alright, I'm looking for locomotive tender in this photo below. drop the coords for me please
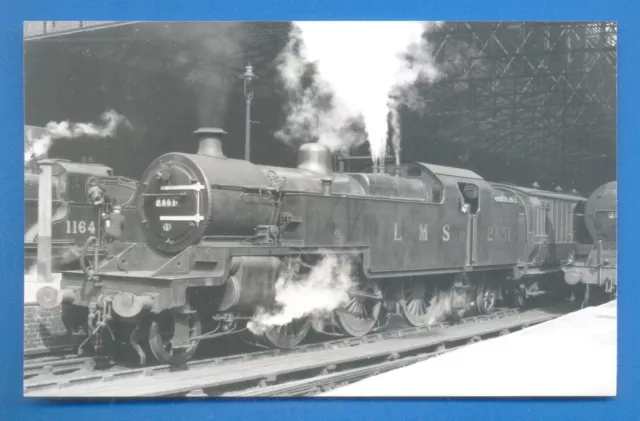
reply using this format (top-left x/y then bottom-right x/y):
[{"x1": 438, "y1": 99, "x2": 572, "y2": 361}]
[
  {"x1": 25, "y1": 159, "x2": 144, "y2": 271},
  {"x1": 36, "y1": 128, "x2": 598, "y2": 365}
]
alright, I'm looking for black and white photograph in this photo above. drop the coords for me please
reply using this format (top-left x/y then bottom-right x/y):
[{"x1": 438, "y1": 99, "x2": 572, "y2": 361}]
[{"x1": 23, "y1": 21, "x2": 617, "y2": 398}]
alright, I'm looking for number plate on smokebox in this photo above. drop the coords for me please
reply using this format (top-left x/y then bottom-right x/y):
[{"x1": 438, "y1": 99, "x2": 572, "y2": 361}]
[{"x1": 155, "y1": 197, "x2": 180, "y2": 208}]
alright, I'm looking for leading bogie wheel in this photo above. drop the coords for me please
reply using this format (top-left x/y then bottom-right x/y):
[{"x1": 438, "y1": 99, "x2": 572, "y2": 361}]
[{"x1": 148, "y1": 311, "x2": 202, "y2": 365}]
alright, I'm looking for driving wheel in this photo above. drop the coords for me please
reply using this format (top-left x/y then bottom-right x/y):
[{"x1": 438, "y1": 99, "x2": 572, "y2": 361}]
[
  {"x1": 334, "y1": 282, "x2": 382, "y2": 337},
  {"x1": 399, "y1": 278, "x2": 436, "y2": 327},
  {"x1": 263, "y1": 317, "x2": 312, "y2": 349}
]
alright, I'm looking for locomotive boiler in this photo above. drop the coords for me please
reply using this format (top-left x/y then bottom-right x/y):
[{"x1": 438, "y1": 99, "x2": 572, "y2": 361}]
[
  {"x1": 36, "y1": 127, "x2": 594, "y2": 366},
  {"x1": 562, "y1": 181, "x2": 617, "y2": 303}
]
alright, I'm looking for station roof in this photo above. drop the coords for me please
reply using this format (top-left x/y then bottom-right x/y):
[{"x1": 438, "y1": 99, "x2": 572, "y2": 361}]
[
  {"x1": 23, "y1": 21, "x2": 617, "y2": 194},
  {"x1": 24, "y1": 21, "x2": 292, "y2": 95}
]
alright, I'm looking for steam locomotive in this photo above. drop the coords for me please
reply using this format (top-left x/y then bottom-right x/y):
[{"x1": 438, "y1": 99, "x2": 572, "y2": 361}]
[
  {"x1": 562, "y1": 181, "x2": 617, "y2": 300},
  {"x1": 25, "y1": 159, "x2": 144, "y2": 272},
  {"x1": 35, "y1": 128, "x2": 616, "y2": 366}
]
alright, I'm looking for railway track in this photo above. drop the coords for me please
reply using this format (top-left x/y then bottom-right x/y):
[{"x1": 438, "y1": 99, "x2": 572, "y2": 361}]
[
  {"x1": 23, "y1": 308, "x2": 515, "y2": 383},
  {"x1": 24, "y1": 355, "x2": 97, "y2": 380},
  {"x1": 24, "y1": 304, "x2": 573, "y2": 397},
  {"x1": 23, "y1": 307, "x2": 515, "y2": 381},
  {"x1": 225, "y1": 343, "x2": 468, "y2": 397},
  {"x1": 24, "y1": 308, "x2": 518, "y2": 387},
  {"x1": 219, "y1": 308, "x2": 554, "y2": 397}
]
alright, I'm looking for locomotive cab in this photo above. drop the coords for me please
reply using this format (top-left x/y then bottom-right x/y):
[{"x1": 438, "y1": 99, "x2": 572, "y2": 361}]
[{"x1": 25, "y1": 159, "x2": 141, "y2": 271}]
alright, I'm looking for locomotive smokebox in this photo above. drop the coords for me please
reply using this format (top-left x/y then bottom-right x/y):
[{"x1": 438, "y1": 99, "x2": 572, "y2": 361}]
[
  {"x1": 297, "y1": 143, "x2": 333, "y2": 177},
  {"x1": 194, "y1": 127, "x2": 227, "y2": 158}
]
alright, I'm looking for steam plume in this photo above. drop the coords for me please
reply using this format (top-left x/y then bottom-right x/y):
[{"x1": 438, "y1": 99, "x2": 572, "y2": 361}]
[
  {"x1": 276, "y1": 21, "x2": 444, "y2": 164},
  {"x1": 143, "y1": 22, "x2": 248, "y2": 127},
  {"x1": 248, "y1": 254, "x2": 356, "y2": 335},
  {"x1": 24, "y1": 110, "x2": 131, "y2": 165},
  {"x1": 423, "y1": 288, "x2": 467, "y2": 325}
]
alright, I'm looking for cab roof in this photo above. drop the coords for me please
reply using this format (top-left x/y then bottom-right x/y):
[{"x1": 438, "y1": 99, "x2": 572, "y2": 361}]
[
  {"x1": 414, "y1": 163, "x2": 483, "y2": 181},
  {"x1": 36, "y1": 159, "x2": 113, "y2": 176},
  {"x1": 491, "y1": 182, "x2": 586, "y2": 201}
]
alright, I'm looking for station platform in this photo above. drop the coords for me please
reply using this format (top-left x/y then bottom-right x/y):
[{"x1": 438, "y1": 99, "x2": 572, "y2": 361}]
[{"x1": 320, "y1": 301, "x2": 617, "y2": 397}]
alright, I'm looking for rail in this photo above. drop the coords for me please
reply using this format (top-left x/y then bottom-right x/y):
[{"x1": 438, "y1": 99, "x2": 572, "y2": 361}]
[{"x1": 25, "y1": 305, "x2": 571, "y2": 397}]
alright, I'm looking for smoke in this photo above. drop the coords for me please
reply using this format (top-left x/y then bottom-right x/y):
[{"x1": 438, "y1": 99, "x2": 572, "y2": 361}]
[
  {"x1": 425, "y1": 288, "x2": 454, "y2": 325},
  {"x1": 423, "y1": 287, "x2": 469, "y2": 325},
  {"x1": 247, "y1": 254, "x2": 356, "y2": 335},
  {"x1": 388, "y1": 107, "x2": 402, "y2": 166},
  {"x1": 275, "y1": 21, "x2": 445, "y2": 164},
  {"x1": 142, "y1": 22, "x2": 248, "y2": 128},
  {"x1": 24, "y1": 110, "x2": 132, "y2": 165}
]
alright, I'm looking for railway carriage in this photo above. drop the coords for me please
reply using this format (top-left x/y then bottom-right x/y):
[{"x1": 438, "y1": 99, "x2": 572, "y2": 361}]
[
  {"x1": 489, "y1": 184, "x2": 587, "y2": 272},
  {"x1": 34, "y1": 128, "x2": 604, "y2": 366},
  {"x1": 489, "y1": 183, "x2": 587, "y2": 299}
]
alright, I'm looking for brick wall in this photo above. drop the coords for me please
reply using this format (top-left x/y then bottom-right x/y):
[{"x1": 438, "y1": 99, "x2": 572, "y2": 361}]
[{"x1": 24, "y1": 304, "x2": 75, "y2": 354}]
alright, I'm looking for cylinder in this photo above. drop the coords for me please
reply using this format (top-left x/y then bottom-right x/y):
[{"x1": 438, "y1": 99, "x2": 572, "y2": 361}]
[{"x1": 218, "y1": 257, "x2": 281, "y2": 312}]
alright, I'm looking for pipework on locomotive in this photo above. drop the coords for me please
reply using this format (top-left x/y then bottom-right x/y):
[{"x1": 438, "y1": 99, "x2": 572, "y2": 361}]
[{"x1": 35, "y1": 127, "x2": 615, "y2": 366}]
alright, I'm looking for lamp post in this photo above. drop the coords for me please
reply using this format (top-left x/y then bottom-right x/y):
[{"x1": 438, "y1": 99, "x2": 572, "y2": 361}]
[{"x1": 239, "y1": 63, "x2": 257, "y2": 162}]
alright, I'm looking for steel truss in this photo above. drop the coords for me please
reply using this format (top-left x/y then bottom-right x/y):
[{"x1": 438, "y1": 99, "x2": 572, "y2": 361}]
[
  {"x1": 25, "y1": 22, "x2": 617, "y2": 189},
  {"x1": 409, "y1": 22, "x2": 616, "y2": 189}
]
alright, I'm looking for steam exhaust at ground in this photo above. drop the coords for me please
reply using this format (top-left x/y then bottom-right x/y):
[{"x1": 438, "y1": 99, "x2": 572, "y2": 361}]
[{"x1": 248, "y1": 255, "x2": 356, "y2": 335}]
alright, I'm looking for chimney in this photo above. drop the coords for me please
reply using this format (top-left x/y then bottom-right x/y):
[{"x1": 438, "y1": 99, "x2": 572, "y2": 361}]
[{"x1": 194, "y1": 127, "x2": 227, "y2": 158}]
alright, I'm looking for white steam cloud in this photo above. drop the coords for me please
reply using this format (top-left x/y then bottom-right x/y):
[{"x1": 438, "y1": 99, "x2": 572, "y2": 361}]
[
  {"x1": 24, "y1": 110, "x2": 132, "y2": 165},
  {"x1": 248, "y1": 254, "x2": 356, "y2": 335},
  {"x1": 276, "y1": 21, "x2": 445, "y2": 165},
  {"x1": 423, "y1": 288, "x2": 469, "y2": 325}
]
